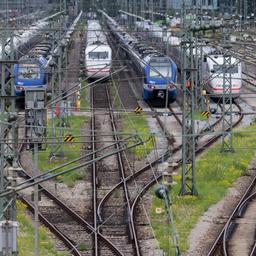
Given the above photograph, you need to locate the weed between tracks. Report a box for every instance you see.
[17,201,67,256]
[110,78,154,159]
[38,114,88,187]
[120,113,154,160]
[150,121,256,255]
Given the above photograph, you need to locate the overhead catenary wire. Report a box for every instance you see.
[0,138,143,199]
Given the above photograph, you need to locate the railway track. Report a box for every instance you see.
[93,98,244,255]
[108,21,252,254]
[12,108,134,256]
[12,21,135,255]
[243,71,256,89]
[90,81,141,255]
[92,79,171,255]
[108,24,248,255]
[207,174,256,256]
[18,144,125,256]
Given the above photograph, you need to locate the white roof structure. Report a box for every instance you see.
[87,20,108,46]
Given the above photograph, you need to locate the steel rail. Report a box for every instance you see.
[91,85,99,256]
[20,196,82,256]
[105,83,141,255]
[207,176,256,256]
[12,123,125,256]
[17,162,125,256]
[249,242,256,256]
[129,101,244,256]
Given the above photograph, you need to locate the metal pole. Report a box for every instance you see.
[33,143,39,256]
[179,0,198,196]
[50,64,56,158]
[220,17,234,153]
[57,8,64,157]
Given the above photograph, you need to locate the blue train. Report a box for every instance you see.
[14,11,83,97]
[136,53,177,103]
[14,42,51,96]
[100,10,177,105]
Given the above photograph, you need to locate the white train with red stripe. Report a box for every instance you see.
[202,54,242,97]
[85,20,112,78]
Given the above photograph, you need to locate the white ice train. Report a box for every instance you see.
[134,19,242,97]
[85,20,112,78]
[202,54,242,96]
[168,39,242,97]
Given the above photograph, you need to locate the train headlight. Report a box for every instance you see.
[148,84,155,90]
[16,86,24,91]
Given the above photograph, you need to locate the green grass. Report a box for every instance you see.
[17,201,68,256]
[110,78,153,159]
[150,122,256,255]
[38,114,87,186]
[120,113,154,159]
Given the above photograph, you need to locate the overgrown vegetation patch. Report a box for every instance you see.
[120,113,154,159]
[38,114,87,186]
[17,201,67,256]
[150,123,256,255]
[110,78,153,159]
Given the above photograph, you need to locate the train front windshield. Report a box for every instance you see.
[149,62,172,78]
[212,64,239,74]
[89,51,109,60]
[18,65,41,79]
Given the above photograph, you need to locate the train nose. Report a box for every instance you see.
[158,90,165,99]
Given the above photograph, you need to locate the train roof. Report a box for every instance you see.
[0,21,49,59]
[86,19,108,46]
[206,54,239,65]
[18,55,47,67]
[103,12,167,62]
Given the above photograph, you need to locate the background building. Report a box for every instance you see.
[167,0,218,11]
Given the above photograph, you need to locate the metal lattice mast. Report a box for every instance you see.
[0,2,15,221]
[179,0,198,196]
[220,48,234,152]
[0,1,19,254]
[220,15,234,153]
[194,0,206,113]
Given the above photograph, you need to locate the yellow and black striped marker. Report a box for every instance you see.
[201,111,210,119]
[134,106,142,114]
[64,134,75,142]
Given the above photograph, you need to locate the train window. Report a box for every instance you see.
[18,65,41,79]
[88,51,109,59]
[213,64,238,74]
[149,63,172,78]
